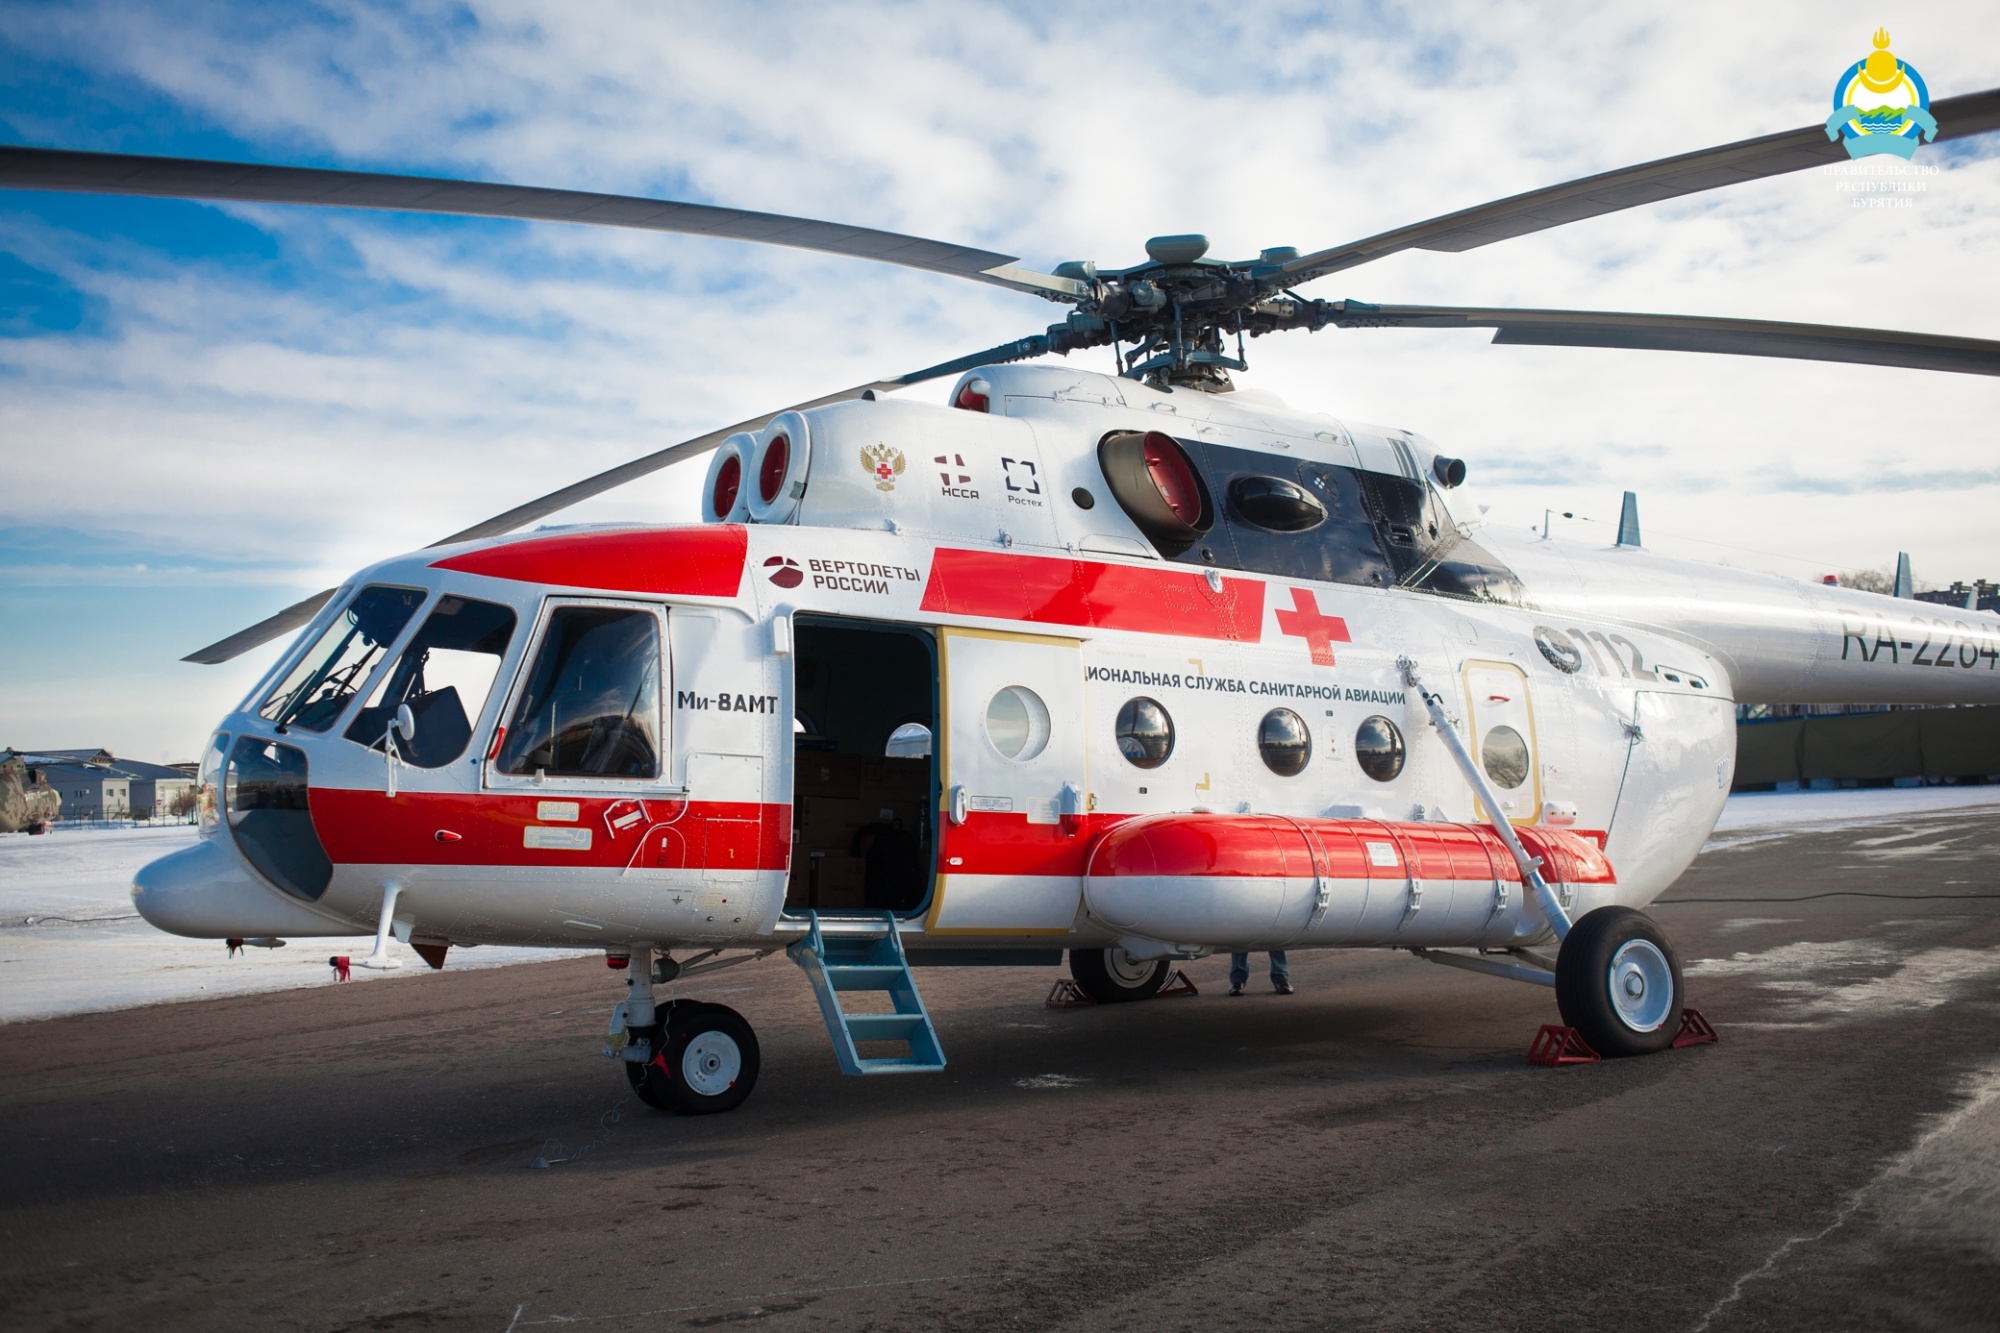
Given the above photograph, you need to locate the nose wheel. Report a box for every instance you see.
[1554,906,1685,1058]
[627,1001,762,1115]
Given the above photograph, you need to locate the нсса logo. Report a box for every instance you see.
[934,453,978,500]
[860,443,905,492]
[1827,28,1936,160]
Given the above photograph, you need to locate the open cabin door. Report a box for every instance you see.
[927,628,1087,935]
[786,618,936,916]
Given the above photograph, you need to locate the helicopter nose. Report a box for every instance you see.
[132,836,341,939]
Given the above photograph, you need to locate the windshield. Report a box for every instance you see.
[257,585,427,732]
[345,595,518,767]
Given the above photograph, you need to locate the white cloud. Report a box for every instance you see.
[1,0,1997,758]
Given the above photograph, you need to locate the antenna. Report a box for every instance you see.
[1616,492,1642,547]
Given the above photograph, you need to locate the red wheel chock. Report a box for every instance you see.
[1045,968,1200,1009]
[1528,1008,1718,1066]
[1528,1025,1600,1066]
[1672,1006,1719,1048]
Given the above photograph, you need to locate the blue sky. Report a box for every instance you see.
[2,0,1998,760]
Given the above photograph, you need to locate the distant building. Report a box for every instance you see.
[1914,580,1999,613]
[2,748,198,821]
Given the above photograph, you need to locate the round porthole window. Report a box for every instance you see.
[984,686,1051,761]
[1354,715,1405,782]
[1115,697,1174,769]
[1257,708,1311,776]
[1481,724,1530,789]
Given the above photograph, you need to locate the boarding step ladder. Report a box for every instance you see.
[786,912,946,1075]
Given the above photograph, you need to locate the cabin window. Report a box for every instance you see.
[985,686,1052,762]
[497,606,662,779]
[1481,725,1530,790]
[345,596,517,768]
[1257,708,1312,776]
[1354,716,1405,782]
[257,585,427,733]
[1115,697,1174,769]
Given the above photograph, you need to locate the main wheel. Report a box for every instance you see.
[1554,906,1683,1058]
[1068,948,1171,1004]
[626,1002,761,1114]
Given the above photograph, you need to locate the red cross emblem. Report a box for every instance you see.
[1273,587,1351,667]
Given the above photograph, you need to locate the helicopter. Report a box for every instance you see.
[5,79,1998,1115]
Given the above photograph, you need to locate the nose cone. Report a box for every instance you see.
[132,837,346,939]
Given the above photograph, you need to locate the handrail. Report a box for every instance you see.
[1397,657,1573,942]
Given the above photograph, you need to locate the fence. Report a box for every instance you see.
[1735,705,2000,789]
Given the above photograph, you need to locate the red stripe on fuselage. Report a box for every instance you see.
[939,811,1125,877]
[920,548,1265,641]
[430,525,747,598]
[308,788,790,871]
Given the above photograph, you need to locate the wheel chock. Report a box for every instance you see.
[1046,979,1096,1008]
[1045,969,1200,1009]
[1528,1024,1600,1066]
[1672,1006,1719,1048]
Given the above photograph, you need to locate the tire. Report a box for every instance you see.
[628,1002,760,1115]
[1068,948,1171,1004]
[625,1052,672,1109]
[1555,906,1683,1058]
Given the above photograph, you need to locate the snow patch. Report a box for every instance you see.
[0,824,588,1023]
[1713,786,2000,834]
[1687,938,2000,1025]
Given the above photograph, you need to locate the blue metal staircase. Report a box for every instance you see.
[786,912,946,1075]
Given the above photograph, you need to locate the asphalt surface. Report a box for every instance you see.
[4,805,1999,1333]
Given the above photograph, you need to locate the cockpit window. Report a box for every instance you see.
[345,596,517,768]
[1353,470,1523,604]
[258,585,427,733]
[496,606,662,779]
[1158,439,1522,604]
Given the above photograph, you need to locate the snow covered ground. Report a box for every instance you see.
[0,824,587,1023]
[3,785,1996,1023]
[1713,784,2000,834]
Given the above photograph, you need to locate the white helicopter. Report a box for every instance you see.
[7,84,1998,1115]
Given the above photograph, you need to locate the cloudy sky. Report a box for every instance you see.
[2,0,1997,761]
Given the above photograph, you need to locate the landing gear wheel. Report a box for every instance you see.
[1555,906,1684,1058]
[627,1002,760,1115]
[1068,948,1171,1004]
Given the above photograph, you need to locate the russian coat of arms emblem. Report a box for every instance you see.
[860,443,906,492]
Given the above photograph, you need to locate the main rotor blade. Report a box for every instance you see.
[181,330,1060,663]
[428,331,1060,546]
[0,145,1087,301]
[181,588,339,665]
[1283,87,2000,285]
[1325,302,2000,377]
